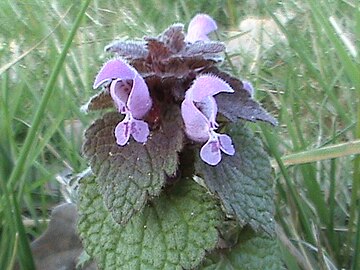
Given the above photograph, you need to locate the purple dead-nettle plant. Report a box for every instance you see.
[79,14,280,270]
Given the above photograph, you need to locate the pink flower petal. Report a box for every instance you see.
[218,134,235,155]
[127,74,153,119]
[187,75,234,103]
[181,98,210,142]
[200,139,222,166]
[93,59,136,89]
[130,119,150,143]
[194,96,218,125]
[109,79,130,112]
[114,119,131,146]
[181,75,236,165]
[185,14,217,43]
[114,116,150,146]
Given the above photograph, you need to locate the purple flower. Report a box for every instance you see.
[185,14,217,43]
[181,75,235,165]
[93,59,152,145]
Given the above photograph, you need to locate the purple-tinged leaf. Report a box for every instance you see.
[195,124,275,235]
[203,67,278,125]
[216,89,278,126]
[145,38,172,62]
[104,40,148,59]
[184,41,225,56]
[185,14,217,43]
[81,88,114,112]
[151,56,218,78]
[82,109,184,224]
[159,23,186,53]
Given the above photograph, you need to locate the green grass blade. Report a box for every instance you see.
[349,3,360,267]
[352,205,360,269]
[262,126,316,244]
[305,0,360,88]
[277,140,360,166]
[3,1,91,268]
[267,7,352,126]
[7,0,91,189]
[12,195,35,270]
[6,232,19,270]
[0,6,71,76]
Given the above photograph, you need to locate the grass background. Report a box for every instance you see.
[0,0,359,269]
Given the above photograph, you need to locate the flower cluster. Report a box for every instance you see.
[181,75,235,165]
[93,59,152,146]
[92,14,253,166]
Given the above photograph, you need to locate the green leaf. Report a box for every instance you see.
[195,124,275,235]
[78,177,222,270]
[83,110,184,224]
[201,228,283,270]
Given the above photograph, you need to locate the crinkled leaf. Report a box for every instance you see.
[203,67,278,126]
[142,38,220,78]
[158,23,186,53]
[103,31,223,78]
[184,41,225,56]
[146,38,172,61]
[82,110,184,224]
[82,88,113,112]
[159,56,218,78]
[195,124,275,235]
[216,90,278,125]
[78,177,222,270]
[104,41,148,58]
[201,228,283,270]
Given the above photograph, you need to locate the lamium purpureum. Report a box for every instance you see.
[78,14,281,269]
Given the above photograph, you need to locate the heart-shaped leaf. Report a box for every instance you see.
[78,177,222,270]
[195,124,275,235]
[83,109,184,224]
[201,227,283,269]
